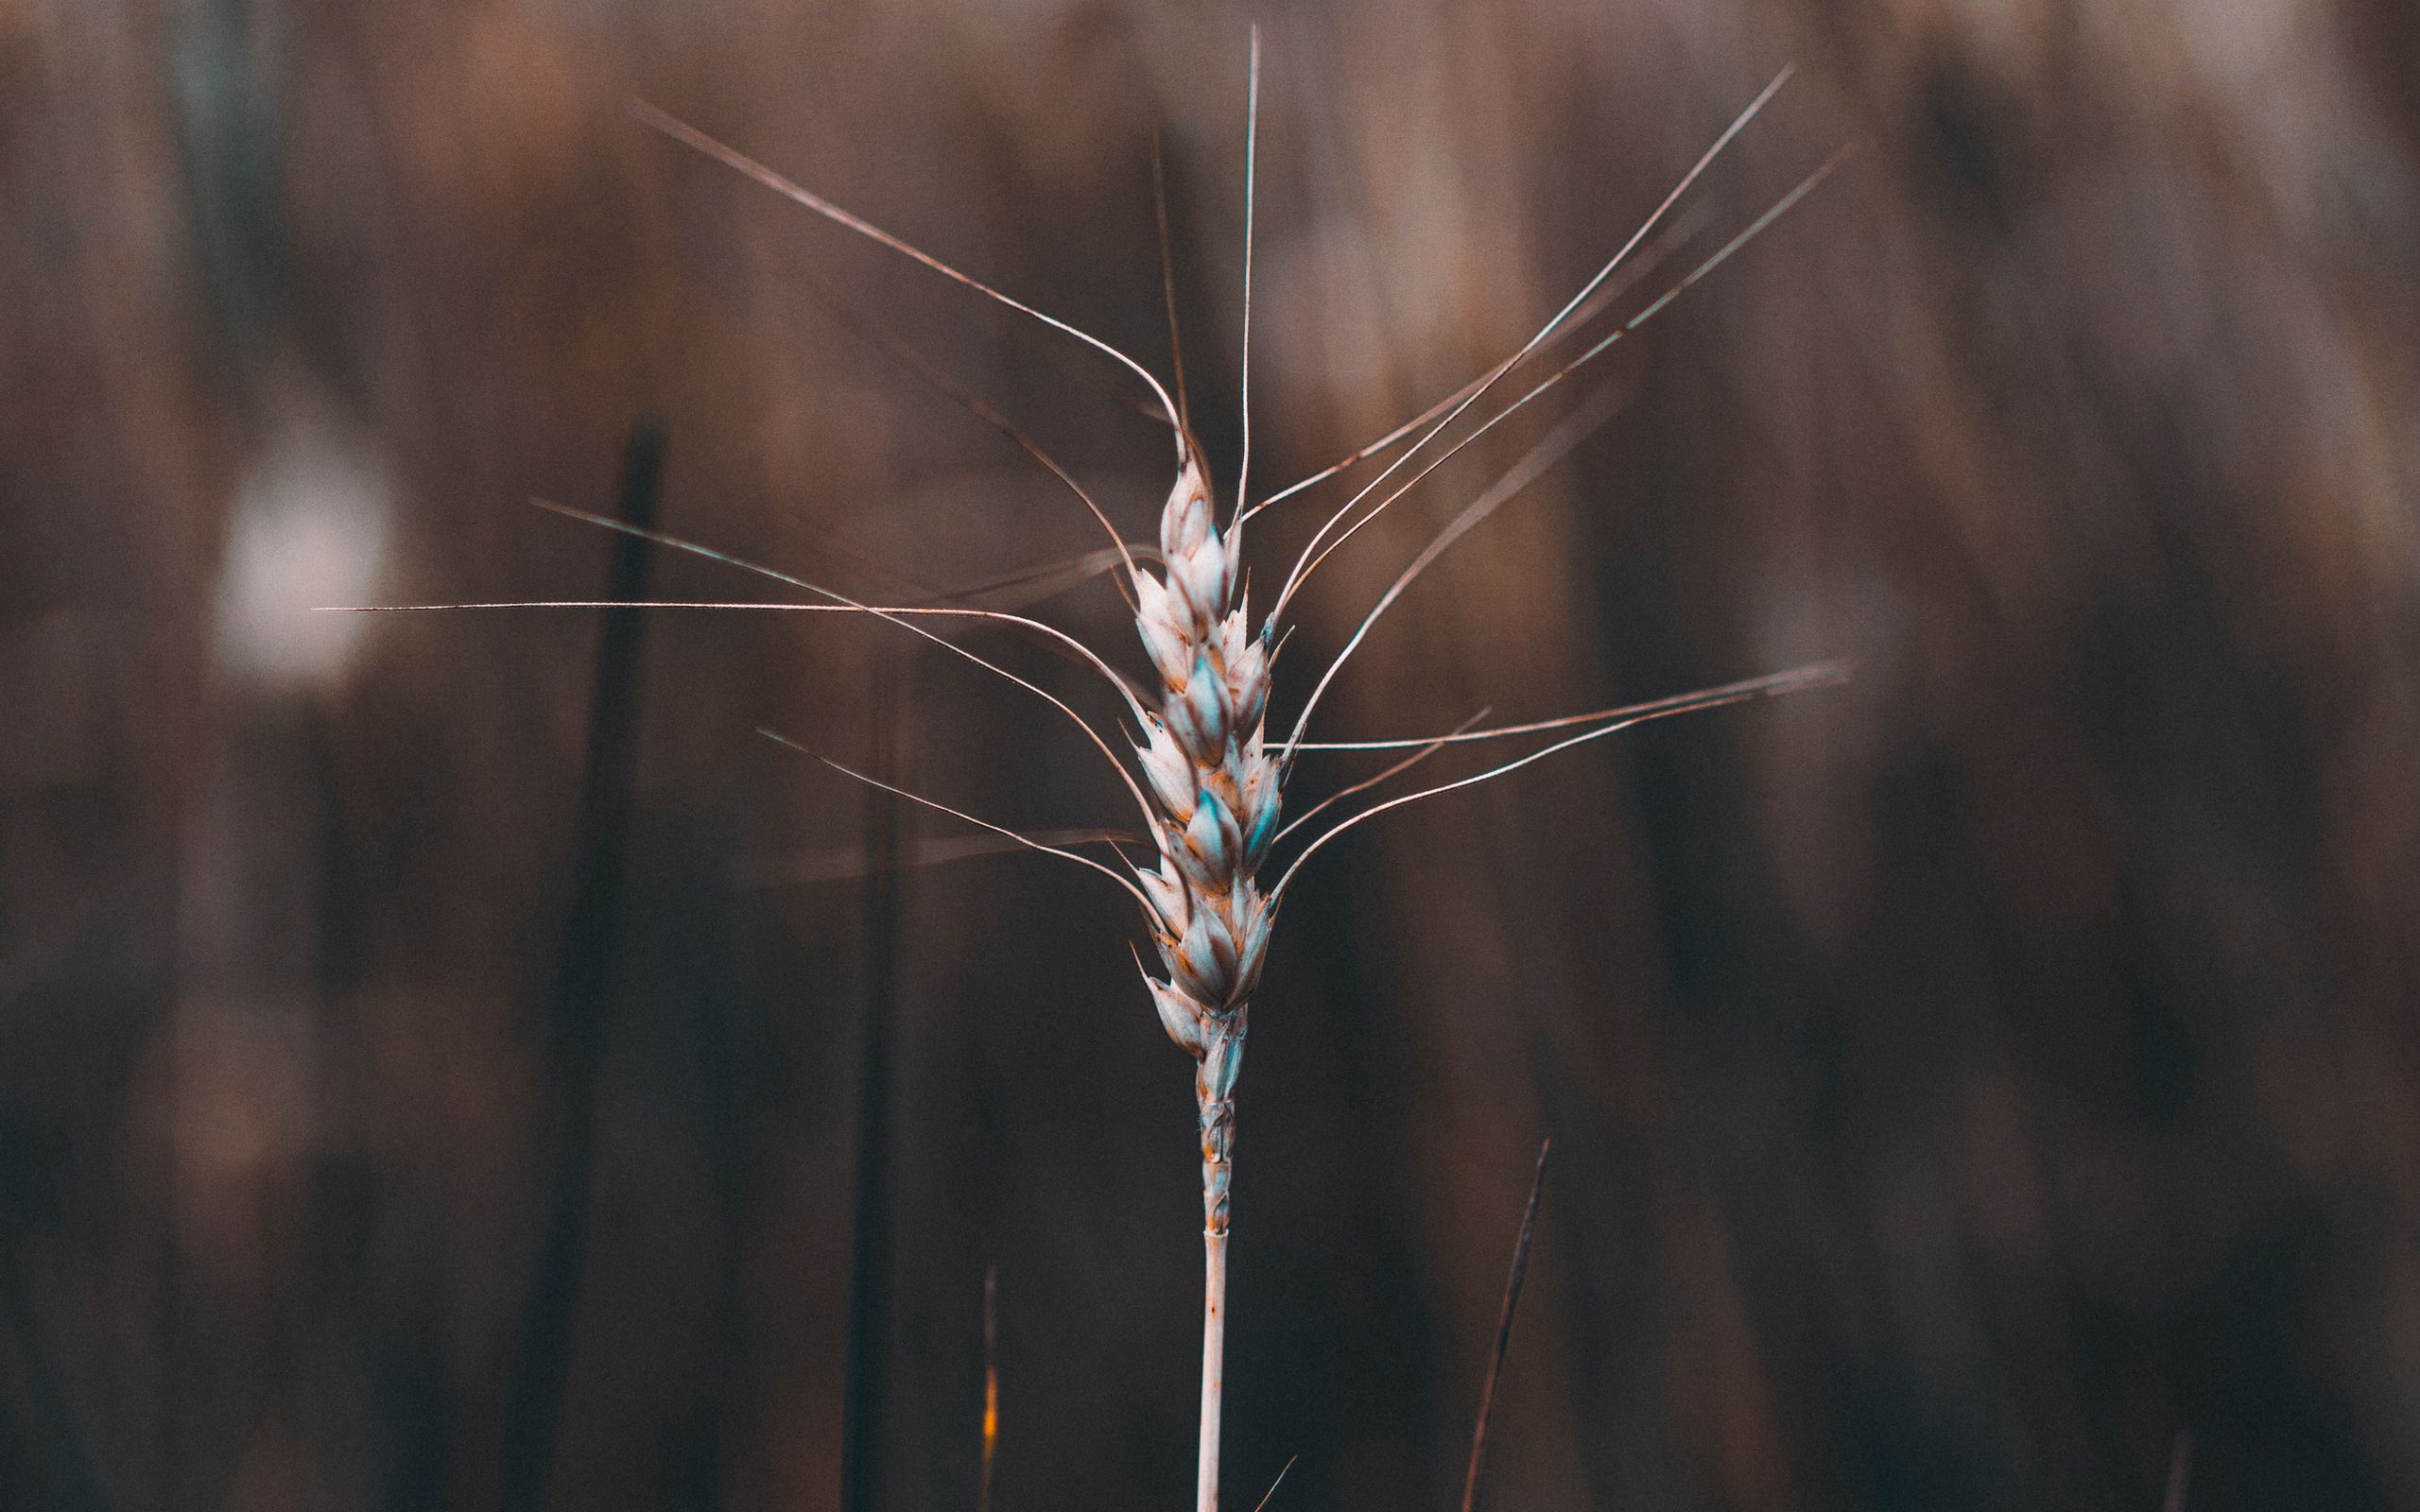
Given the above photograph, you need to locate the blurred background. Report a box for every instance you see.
[7,0,2420,1508]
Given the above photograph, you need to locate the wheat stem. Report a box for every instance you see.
[1198,1222,1228,1512]
[1197,1052,1238,1512]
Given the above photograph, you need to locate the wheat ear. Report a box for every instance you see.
[1109,33,1276,1512]
[1129,429,1273,1512]
[338,46,1847,1511]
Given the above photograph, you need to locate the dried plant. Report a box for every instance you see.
[353,33,1848,1512]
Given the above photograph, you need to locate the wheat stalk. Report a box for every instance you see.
[337,37,1849,1511]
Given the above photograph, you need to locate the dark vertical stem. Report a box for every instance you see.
[1,1233,109,1511]
[154,1213,181,1510]
[1460,1139,1549,1512]
[498,420,665,1512]
[840,666,903,1512]
[678,890,753,1512]
[977,1264,997,1512]
[2164,1431,2193,1512]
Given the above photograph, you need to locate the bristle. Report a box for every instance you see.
[1265,66,1798,627]
[1276,381,1634,766]
[1292,663,1852,753]
[1274,709,1490,845]
[1236,26,1261,518]
[1153,127,1194,438]
[1270,661,1847,905]
[760,730,1160,914]
[1267,146,1851,634]
[795,271,1142,610]
[631,99,1187,439]
[1237,205,1712,526]
[1249,1457,1299,1512]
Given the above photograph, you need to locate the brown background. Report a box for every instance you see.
[6,1,2419,1508]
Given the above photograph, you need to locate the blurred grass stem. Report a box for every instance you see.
[499,419,664,1512]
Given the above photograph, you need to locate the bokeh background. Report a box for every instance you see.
[8,1,2420,1508]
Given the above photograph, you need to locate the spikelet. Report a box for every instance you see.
[1129,439,1276,1238]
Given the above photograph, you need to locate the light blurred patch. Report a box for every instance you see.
[212,399,395,690]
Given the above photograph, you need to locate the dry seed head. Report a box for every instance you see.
[1132,440,1278,1151]
[610,64,1835,1299]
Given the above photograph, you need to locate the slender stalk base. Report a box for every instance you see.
[1197,1081,1236,1512]
[1198,1226,1227,1512]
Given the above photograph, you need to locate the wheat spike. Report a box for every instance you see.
[339,42,1850,1512]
